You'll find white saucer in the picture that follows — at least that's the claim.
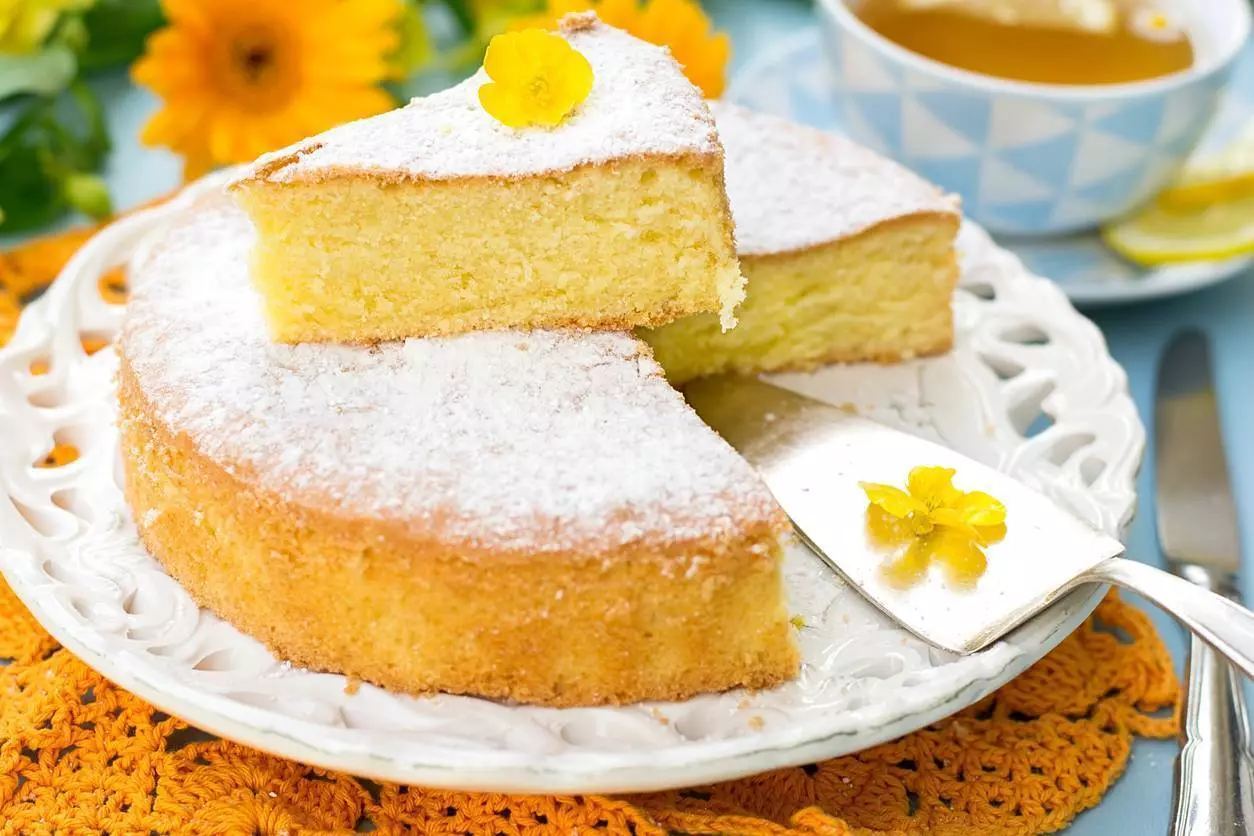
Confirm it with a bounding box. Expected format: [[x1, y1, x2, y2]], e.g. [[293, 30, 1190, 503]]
[[0, 175, 1141, 794], [730, 29, 1254, 308]]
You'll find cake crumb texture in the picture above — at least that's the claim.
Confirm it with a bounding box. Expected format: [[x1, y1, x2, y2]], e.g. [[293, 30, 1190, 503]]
[[117, 197, 796, 705], [642, 103, 961, 383], [230, 15, 744, 342]]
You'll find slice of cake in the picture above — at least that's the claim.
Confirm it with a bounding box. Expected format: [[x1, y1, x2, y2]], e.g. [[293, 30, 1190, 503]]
[[642, 102, 962, 385], [119, 197, 796, 706], [229, 13, 744, 344]]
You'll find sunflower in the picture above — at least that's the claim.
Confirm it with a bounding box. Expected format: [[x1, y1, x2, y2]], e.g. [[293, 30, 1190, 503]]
[[512, 0, 729, 97], [133, 0, 403, 180]]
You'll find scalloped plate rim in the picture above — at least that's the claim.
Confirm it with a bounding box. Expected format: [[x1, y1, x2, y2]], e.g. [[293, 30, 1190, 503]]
[[0, 545, 1106, 792], [0, 174, 1137, 795]]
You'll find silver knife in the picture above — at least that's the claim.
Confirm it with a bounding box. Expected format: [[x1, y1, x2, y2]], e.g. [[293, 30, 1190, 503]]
[[1156, 329, 1254, 836]]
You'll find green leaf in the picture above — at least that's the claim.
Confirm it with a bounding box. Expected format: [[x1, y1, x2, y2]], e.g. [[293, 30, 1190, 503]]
[[62, 171, 111, 218], [67, 80, 110, 161], [0, 85, 115, 233], [0, 47, 77, 100], [439, 0, 477, 36], [393, 2, 435, 75], [77, 0, 166, 73], [0, 140, 66, 232]]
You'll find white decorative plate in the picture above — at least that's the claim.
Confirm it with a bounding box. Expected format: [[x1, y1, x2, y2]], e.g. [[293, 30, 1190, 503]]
[[0, 174, 1142, 794], [730, 28, 1254, 308]]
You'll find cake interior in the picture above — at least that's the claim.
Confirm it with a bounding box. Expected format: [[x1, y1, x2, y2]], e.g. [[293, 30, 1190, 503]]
[[642, 215, 960, 384], [232, 156, 744, 343]]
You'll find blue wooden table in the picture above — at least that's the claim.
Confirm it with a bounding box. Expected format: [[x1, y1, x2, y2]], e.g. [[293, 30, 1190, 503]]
[[7, 1, 1253, 831]]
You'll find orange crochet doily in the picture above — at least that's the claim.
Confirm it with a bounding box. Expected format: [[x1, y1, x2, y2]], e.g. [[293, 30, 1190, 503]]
[[0, 224, 1180, 835]]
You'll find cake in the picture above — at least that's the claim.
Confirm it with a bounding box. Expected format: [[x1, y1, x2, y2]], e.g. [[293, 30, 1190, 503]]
[[229, 14, 745, 344], [118, 198, 797, 707], [642, 102, 961, 385]]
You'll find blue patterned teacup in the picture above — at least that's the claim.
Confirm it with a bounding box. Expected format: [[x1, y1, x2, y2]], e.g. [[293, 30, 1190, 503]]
[[816, 0, 1252, 236]]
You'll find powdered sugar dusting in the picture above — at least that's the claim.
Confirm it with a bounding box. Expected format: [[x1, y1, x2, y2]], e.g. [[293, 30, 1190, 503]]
[[713, 102, 959, 257], [238, 15, 718, 185], [120, 200, 779, 553]]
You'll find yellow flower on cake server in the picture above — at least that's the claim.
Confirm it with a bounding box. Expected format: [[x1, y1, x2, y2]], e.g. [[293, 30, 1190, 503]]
[[478, 28, 594, 128], [860, 466, 1007, 587]]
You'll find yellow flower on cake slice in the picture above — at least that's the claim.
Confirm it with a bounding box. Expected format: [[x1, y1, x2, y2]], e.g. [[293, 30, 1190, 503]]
[[229, 13, 744, 343]]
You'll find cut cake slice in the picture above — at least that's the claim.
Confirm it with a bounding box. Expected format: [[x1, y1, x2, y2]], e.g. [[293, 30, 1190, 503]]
[[642, 102, 962, 384], [230, 13, 744, 344]]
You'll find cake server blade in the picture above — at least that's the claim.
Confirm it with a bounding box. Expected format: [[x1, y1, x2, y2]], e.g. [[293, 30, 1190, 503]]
[[686, 375, 1254, 671]]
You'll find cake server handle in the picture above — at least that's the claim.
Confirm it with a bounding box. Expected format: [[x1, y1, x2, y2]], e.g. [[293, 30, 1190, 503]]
[[1082, 557, 1254, 681]]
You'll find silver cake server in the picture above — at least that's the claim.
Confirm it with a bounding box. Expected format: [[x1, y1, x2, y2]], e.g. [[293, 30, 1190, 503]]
[[686, 375, 1254, 675], [1155, 329, 1254, 836]]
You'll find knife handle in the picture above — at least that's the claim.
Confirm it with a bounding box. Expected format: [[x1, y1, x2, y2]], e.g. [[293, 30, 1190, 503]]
[[1087, 557, 1254, 680], [1170, 633, 1254, 836]]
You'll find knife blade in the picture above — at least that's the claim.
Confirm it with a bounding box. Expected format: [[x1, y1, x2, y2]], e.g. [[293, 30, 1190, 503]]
[[1156, 329, 1241, 577], [1154, 328, 1253, 836]]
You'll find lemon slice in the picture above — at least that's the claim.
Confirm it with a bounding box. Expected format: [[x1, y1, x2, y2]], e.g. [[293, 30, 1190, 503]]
[[1157, 127, 1254, 211], [1102, 196, 1254, 266]]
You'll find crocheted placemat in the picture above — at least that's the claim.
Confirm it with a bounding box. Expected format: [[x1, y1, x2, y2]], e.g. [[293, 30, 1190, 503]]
[[0, 224, 1180, 835]]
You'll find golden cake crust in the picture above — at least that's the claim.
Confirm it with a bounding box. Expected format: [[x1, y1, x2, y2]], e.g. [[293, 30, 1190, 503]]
[[120, 365, 797, 706], [117, 198, 796, 705]]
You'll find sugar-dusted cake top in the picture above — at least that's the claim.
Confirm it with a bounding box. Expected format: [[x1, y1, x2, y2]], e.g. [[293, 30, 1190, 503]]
[[235, 14, 719, 186], [120, 199, 781, 555], [714, 102, 960, 257]]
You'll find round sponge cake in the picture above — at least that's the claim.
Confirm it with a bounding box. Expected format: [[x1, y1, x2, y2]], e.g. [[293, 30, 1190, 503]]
[[117, 197, 797, 706]]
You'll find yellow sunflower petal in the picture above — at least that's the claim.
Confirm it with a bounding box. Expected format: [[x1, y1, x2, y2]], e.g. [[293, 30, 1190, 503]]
[[675, 32, 729, 97], [860, 482, 926, 520], [139, 103, 207, 149], [509, 12, 556, 31], [595, 0, 640, 29], [161, 0, 215, 32], [553, 0, 599, 20], [181, 145, 217, 182]]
